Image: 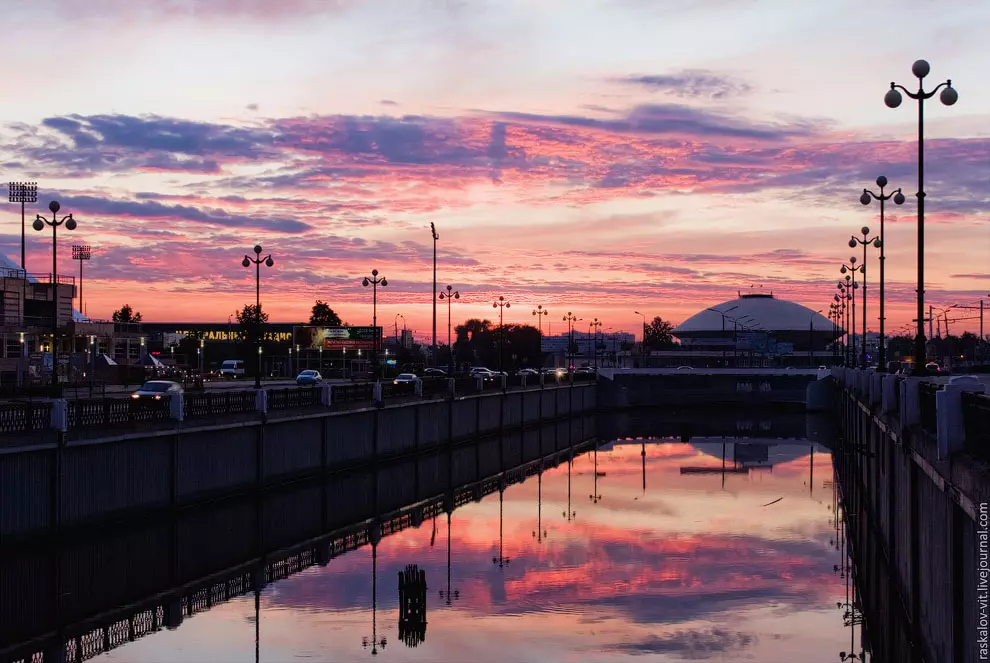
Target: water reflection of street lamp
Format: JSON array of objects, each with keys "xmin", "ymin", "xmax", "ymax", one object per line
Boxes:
[
  {"xmin": 439, "ymin": 507, "xmax": 460, "ymax": 605},
  {"xmin": 589, "ymin": 445, "xmax": 602, "ymax": 503},
  {"xmin": 562, "ymin": 456, "xmax": 576, "ymax": 521},
  {"xmin": 492, "ymin": 484, "xmax": 511, "ymax": 568},
  {"xmin": 532, "ymin": 467, "xmax": 547, "ymax": 542},
  {"xmin": 362, "ymin": 523, "xmax": 387, "ymax": 655}
]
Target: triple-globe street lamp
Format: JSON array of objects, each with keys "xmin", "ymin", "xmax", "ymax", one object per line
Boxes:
[
  {"xmin": 492, "ymin": 296, "xmax": 511, "ymax": 373},
  {"xmin": 532, "ymin": 305, "xmax": 549, "ymax": 360},
  {"xmin": 33, "ymin": 200, "xmax": 77, "ymax": 386},
  {"xmin": 242, "ymin": 245, "xmax": 274, "ymax": 389},
  {"xmin": 849, "ymin": 228, "xmax": 880, "ymax": 369},
  {"xmin": 438, "ymin": 285, "xmax": 460, "ymax": 375},
  {"xmin": 363, "ymin": 270, "xmax": 387, "ymax": 378},
  {"xmin": 839, "ymin": 258, "xmax": 862, "ymax": 367},
  {"xmin": 860, "ymin": 177, "xmax": 905, "ymax": 371},
  {"xmin": 884, "ymin": 59, "xmax": 957, "ymax": 374}
]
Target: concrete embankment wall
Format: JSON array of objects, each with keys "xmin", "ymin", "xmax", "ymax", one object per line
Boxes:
[
  {"xmin": 0, "ymin": 384, "xmax": 596, "ymax": 541},
  {"xmin": 835, "ymin": 375, "xmax": 988, "ymax": 663},
  {"xmin": 597, "ymin": 370, "xmax": 820, "ymax": 409}
]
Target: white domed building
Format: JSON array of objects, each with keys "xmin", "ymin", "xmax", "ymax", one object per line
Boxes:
[{"xmin": 669, "ymin": 292, "xmax": 841, "ymax": 367}]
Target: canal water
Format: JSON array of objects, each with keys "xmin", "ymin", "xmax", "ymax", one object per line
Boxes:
[{"xmin": 74, "ymin": 419, "xmax": 861, "ymax": 662}]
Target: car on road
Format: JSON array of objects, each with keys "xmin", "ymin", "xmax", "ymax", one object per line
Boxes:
[
  {"xmin": 131, "ymin": 380, "xmax": 183, "ymax": 401},
  {"xmin": 218, "ymin": 359, "xmax": 245, "ymax": 379},
  {"xmin": 421, "ymin": 368, "xmax": 447, "ymax": 379},
  {"xmin": 516, "ymin": 368, "xmax": 539, "ymax": 377},
  {"xmin": 296, "ymin": 370, "xmax": 323, "ymax": 385},
  {"xmin": 925, "ymin": 362, "xmax": 941, "ymax": 373},
  {"xmin": 394, "ymin": 373, "xmax": 421, "ymax": 385}
]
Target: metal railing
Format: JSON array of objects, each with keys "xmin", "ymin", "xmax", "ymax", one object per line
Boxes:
[
  {"xmin": 0, "ymin": 402, "xmax": 52, "ymax": 433},
  {"xmin": 267, "ymin": 387, "xmax": 320, "ymax": 410},
  {"xmin": 329, "ymin": 383, "xmax": 375, "ymax": 403},
  {"xmin": 184, "ymin": 390, "xmax": 257, "ymax": 418},
  {"xmin": 381, "ymin": 381, "xmax": 417, "ymax": 399},
  {"xmin": 67, "ymin": 399, "xmax": 171, "ymax": 428}
]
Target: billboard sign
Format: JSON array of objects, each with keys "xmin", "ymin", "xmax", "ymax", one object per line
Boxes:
[{"xmin": 294, "ymin": 326, "xmax": 381, "ymax": 351}]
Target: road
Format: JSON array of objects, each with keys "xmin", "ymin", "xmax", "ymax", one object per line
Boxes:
[{"xmin": 82, "ymin": 378, "xmax": 362, "ymax": 399}]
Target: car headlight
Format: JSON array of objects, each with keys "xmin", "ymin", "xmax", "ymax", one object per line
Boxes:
[
  {"xmin": 130, "ymin": 394, "xmax": 140, "ymax": 399},
  {"xmin": 154, "ymin": 395, "xmax": 161, "ymax": 400}
]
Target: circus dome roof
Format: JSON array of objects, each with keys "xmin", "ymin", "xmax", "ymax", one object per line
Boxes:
[{"xmin": 674, "ymin": 293, "xmax": 833, "ymax": 336}]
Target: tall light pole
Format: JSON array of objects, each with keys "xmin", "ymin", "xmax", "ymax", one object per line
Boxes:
[
  {"xmin": 492, "ymin": 296, "xmax": 510, "ymax": 373},
  {"xmin": 9, "ymin": 182, "xmax": 37, "ymax": 271},
  {"xmin": 808, "ymin": 310, "xmax": 823, "ymax": 368},
  {"xmin": 860, "ymin": 178, "xmax": 905, "ymax": 372},
  {"xmin": 242, "ymin": 245, "xmax": 274, "ymax": 389},
  {"xmin": 438, "ymin": 285, "xmax": 460, "ymax": 375},
  {"xmin": 839, "ymin": 258, "xmax": 861, "ymax": 368},
  {"xmin": 563, "ymin": 312, "xmax": 580, "ymax": 370},
  {"xmin": 430, "ymin": 222, "xmax": 439, "ymax": 367},
  {"xmin": 532, "ymin": 305, "xmax": 548, "ymax": 364},
  {"xmin": 71, "ymin": 245, "xmax": 92, "ymax": 318},
  {"xmin": 33, "ymin": 201, "xmax": 76, "ymax": 386},
  {"xmin": 837, "ymin": 282, "xmax": 853, "ymax": 367},
  {"xmin": 633, "ymin": 311, "xmax": 647, "ymax": 365},
  {"xmin": 363, "ymin": 269, "xmax": 388, "ymax": 378},
  {"xmin": 849, "ymin": 228, "xmax": 880, "ymax": 369},
  {"xmin": 706, "ymin": 305, "xmax": 738, "ymax": 367},
  {"xmin": 884, "ymin": 60, "xmax": 957, "ymax": 375}
]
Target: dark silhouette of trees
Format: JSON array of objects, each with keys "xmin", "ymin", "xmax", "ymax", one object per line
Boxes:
[
  {"xmin": 644, "ymin": 316, "xmax": 676, "ymax": 350},
  {"xmin": 111, "ymin": 304, "xmax": 142, "ymax": 323},
  {"xmin": 309, "ymin": 300, "xmax": 343, "ymax": 327}
]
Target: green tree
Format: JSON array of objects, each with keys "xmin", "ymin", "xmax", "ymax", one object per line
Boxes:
[
  {"xmin": 112, "ymin": 304, "xmax": 142, "ymax": 323},
  {"xmin": 236, "ymin": 304, "xmax": 269, "ymax": 345},
  {"xmin": 309, "ymin": 300, "xmax": 343, "ymax": 327},
  {"xmin": 644, "ymin": 316, "xmax": 676, "ymax": 349}
]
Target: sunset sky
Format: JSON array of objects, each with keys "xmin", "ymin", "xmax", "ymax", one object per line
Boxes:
[{"xmin": 2, "ymin": 0, "xmax": 987, "ymax": 338}]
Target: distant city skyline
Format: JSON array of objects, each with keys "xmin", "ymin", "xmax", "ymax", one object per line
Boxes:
[{"xmin": 1, "ymin": 0, "xmax": 987, "ymax": 335}]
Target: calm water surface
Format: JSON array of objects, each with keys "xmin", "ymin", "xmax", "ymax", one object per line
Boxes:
[{"xmin": 94, "ymin": 436, "xmax": 851, "ymax": 663}]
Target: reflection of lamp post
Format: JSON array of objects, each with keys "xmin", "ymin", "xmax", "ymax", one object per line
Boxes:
[
  {"xmin": 492, "ymin": 484, "xmax": 511, "ymax": 568},
  {"xmin": 439, "ymin": 509, "xmax": 460, "ymax": 605},
  {"xmin": 532, "ymin": 469, "xmax": 547, "ymax": 542},
  {"xmin": 438, "ymin": 286, "xmax": 460, "ymax": 375},
  {"xmin": 242, "ymin": 245, "xmax": 274, "ymax": 389},
  {"xmin": 362, "ymin": 270, "xmax": 388, "ymax": 379},
  {"xmin": 362, "ymin": 524, "xmax": 387, "ymax": 655},
  {"xmin": 860, "ymin": 177, "xmax": 905, "ymax": 372},
  {"xmin": 492, "ymin": 297, "xmax": 511, "ymax": 374},
  {"xmin": 34, "ymin": 201, "xmax": 77, "ymax": 386},
  {"xmin": 589, "ymin": 445, "xmax": 602, "ymax": 503},
  {"xmin": 562, "ymin": 456, "xmax": 576, "ymax": 521},
  {"xmin": 884, "ymin": 60, "xmax": 957, "ymax": 376}
]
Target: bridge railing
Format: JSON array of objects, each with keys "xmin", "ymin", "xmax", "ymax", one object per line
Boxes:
[
  {"xmin": 2, "ymin": 375, "xmax": 594, "ymax": 436},
  {"xmin": 962, "ymin": 392, "xmax": 990, "ymax": 460},
  {"xmin": 918, "ymin": 381, "xmax": 941, "ymax": 434}
]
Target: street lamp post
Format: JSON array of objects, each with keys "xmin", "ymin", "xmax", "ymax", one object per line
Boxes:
[
  {"xmin": 837, "ymin": 282, "xmax": 853, "ymax": 367},
  {"xmin": 492, "ymin": 296, "xmax": 510, "ymax": 373},
  {"xmin": 849, "ymin": 228, "xmax": 880, "ymax": 369},
  {"xmin": 242, "ymin": 245, "xmax": 274, "ymax": 389},
  {"xmin": 532, "ymin": 305, "xmax": 548, "ymax": 364},
  {"xmin": 363, "ymin": 270, "xmax": 388, "ymax": 379},
  {"xmin": 438, "ymin": 285, "xmax": 460, "ymax": 375},
  {"xmin": 840, "ymin": 258, "xmax": 861, "ymax": 369},
  {"xmin": 809, "ymin": 310, "xmax": 823, "ymax": 368},
  {"xmin": 33, "ymin": 201, "xmax": 77, "ymax": 386},
  {"xmin": 588, "ymin": 318, "xmax": 602, "ymax": 369},
  {"xmin": 563, "ymin": 312, "xmax": 580, "ymax": 370},
  {"xmin": 9, "ymin": 182, "xmax": 37, "ymax": 271},
  {"xmin": 860, "ymin": 177, "xmax": 905, "ymax": 372},
  {"xmin": 884, "ymin": 60, "xmax": 957, "ymax": 375},
  {"xmin": 430, "ymin": 223, "xmax": 438, "ymax": 367},
  {"xmin": 633, "ymin": 311, "xmax": 647, "ymax": 365},
  {"xmin": 706, "ymin": 305, "xmax": 738, "ymax": 367}
]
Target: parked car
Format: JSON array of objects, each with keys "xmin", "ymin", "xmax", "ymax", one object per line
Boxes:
[
  {"xmin": 296, "ymin": 370, "xmax": 323, "ymax": 385},
  {"xmin": 218, "ymin": 359, "xmax": 245, "ymax": 379},
  {"xmin": 421, "ymin": 368, "xmax": 447, "ymax": 378},
  {"xmin": 394, "ymin": 373, "xmax": 421, "ymax": 385},
  {"xmin": 131, "ymin": 380, "xmax": 183, "ymax": 401}
]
